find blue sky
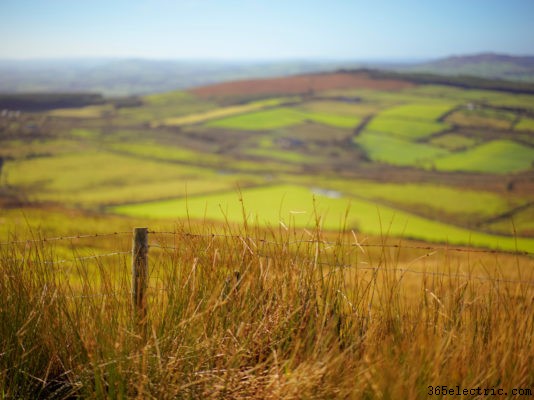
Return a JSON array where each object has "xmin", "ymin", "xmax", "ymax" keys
[{"xmin": 1, "ymin": 0, "xmax": 533, "ymax": 60}]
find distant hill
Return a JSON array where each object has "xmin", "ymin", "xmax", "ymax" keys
[
  {"xmin": 0, "ymin": 59, "xmax": 363, "ymax": 97},
  {"xmin": 2, "ymin": 55, "xmax": 534, "ymax": 97},
  {"xmin": 403, "ymin": 53, "xmax": 534, "ymax": 82}
]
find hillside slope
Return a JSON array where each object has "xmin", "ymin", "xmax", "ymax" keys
[{"xmin": 404, "ymin": 53, "xmax": 534, "ymax": 82}]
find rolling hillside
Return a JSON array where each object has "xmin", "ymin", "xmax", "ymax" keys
[
  {"xmin": 1, "ymin": 69, "xmax": 533, "ymax": 252},
  {"xmin": 403, "ymin": 53, "xmax": 534, "ymax": 82}
]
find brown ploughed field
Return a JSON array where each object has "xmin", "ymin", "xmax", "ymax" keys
[{"xmin": 190, "ymin": 71, "xmax": 415, "ymax": 98}]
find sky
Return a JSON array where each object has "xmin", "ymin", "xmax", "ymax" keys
[{"xmin": 1, "ymin": 0, "xmax": 533, "ymax": 60}]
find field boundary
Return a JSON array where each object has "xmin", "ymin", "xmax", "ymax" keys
[
  {"xmin": 2, "ymin": 226, "xmax": 533, "ymax": 343},
  {"xmin": 2, "ymin": 228, "xmax": 532, "ymax": 275},
  {"xmin": 2, "ymin": 228, "xmax": 532, "ymax": 256}
]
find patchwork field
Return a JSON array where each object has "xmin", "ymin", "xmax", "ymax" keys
[{"xmin": 1, "ymin": 69, "xmax": 534, "ymax": 251}]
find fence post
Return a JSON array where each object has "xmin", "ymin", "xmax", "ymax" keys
[{"xmin": 132, "ymin": 227, "xmax": 148, "ymax": 338}]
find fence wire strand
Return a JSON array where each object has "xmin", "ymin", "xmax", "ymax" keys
[
  {"xmin": 10, "ymin": 251, "xmax": 130, "ymax": 266},
  {"xmin": 0, "ymin": 231, "xmax": 131, "ymax": 246},
  {"xmin": 148, "ymin": 242, "xmax": 534, "ymax": 286},
  {"xmin": 2, "ymin": 230, "xmax": 531, "ymax": 256},
  {"xmin": 148, "ymin": 231, "xmax": 532, "ymax": 257},
  {"xmin": 2, "ymin": 229, "xmax": 533, "ymax": 285}
]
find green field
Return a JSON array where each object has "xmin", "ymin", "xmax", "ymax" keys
[
  {"xmin": 313, "ymin": 179, "xmax": 515, "ymax": 217},
  {"xmin": 406, "ymin": 85, "xmax": 534, "ymax": 111},
  {"xmin": 446, "ymin": 107, "xmax": 516, "ymax": 129},
  {"xmin": 3, "ymin": 150, "xmax": 249, "ymax": 206},
  {"xmin": 483, "ymin": 204, "xmax": 534, "ymax": 236},
  {"xmin": 0, "ymin": 138, "xmax": 89, "ymax": 159},
  {"xmin": 112, "ymin": 184, "xmax": 534, "ymax": 253},
  {"xmin": 160, "ymin": 97, "xmax": 297, "ymax": 127},
  {"xmin": 109, "ymin": 141, "xmax": 222, "ymax": 165},
  {"xmin": 297, "ymin": 100, "xmax": 379, "ymax": 117},
  {"xmin": 429, "ymin": 133, "xmax": 478, "ymax": 150},
  {"xmin": 206, "ymin": 107, "xmax": 361, "ymax": 130},
  {"xmin": 366, "ymin": 117, "xmax": 448, "ymax": 140},
  {"xmin": 376, "ymin": 102, "xmax": 456, "ymax": 120},
  {"xmin": 355, "ymin": 131, "xmax": 449, "ymax": 167},
  {"xmin": 116, "ymin": 91, "xmax": 217, "ymax": 124},
  {"xmin": 433, "ymin": 140, "xmax": 534, "ymax": 173},
  {"xmin": 515, "ymin": 117, "xmax": 534, "ymax": 131},
  {"xmin": 245, "ymin": 147, "xmax": 314, "ymax": 163}
]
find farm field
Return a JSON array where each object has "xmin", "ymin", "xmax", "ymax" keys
[
  {"xmin": 433, "ymin": 140, "xmax": 534, "ymax": 173},
  {"xmin": 2, "ymin": 70, "xmax": 534, "ymax": 250},
  {"xmin": 113, "ymin": 184, "xmax": 534, "ymax": 253},
  {"xmin": 1, "ymin": 69, "xmax": 534, "ymax": 398}
]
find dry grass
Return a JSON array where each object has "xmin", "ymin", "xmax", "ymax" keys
[{"xmin": 1, "ymin": 219, "xmax": 533, "ymax": 399}]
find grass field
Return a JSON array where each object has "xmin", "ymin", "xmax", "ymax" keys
[
  {"xmin": 445, "ymin": 107, "xmax": 516, "ymax": 129},
  {"xmin": 160, "ymin": 97, "xmax": 297, "ymax": 127},
  {"xmin": 428, "ymin": 133, "xmax": 478, "ymax": 150},
  {"xmin": 0, "ymin": 138, "xmax": 89, "ymax": 159},
  {"xmin": 245, "ymin": 147, "xmax": 314, "ymax": 164},
  {"xmin": 296, "ymin": 100, "xmax": 379, "ymax": 117},
  {"xmin": 515, "ymin": 117, "xmax": 534, "ymax": 131},
  {"xmin": 314, "ymin": 179, "xmax": 516, "ymax": 217},
  {"xmin": 3, "ymin": 150, "xmax": 247, "ymax": 206},
  {"xmin": 433, "ymin": 140, "xmax": 534, "ymax": 174},
  {"xmin": 206, "ymin": 107, "xmax": 361, "ymax": 130},
  {"xmin": 354, "ymin": 131, "xmax": 449, "ymax": 167},
  {"xmin": 483, "ymin": 204, "xmax": 534, "ymax": 236},
  {"xmin": 112, "ymin": 184, "xmax": 534, "ymax": 252},
  {"xmin": 365, "ymin": 117, "xmax": 448, "ymax": 140},
  {"xmin": 116, "ymin": 91, "xmax": 217, "ymax": 124},
  {"xmin": 407, "ymin": 85, "xmax": 534, "ymax": 111},
  {"xmin": 2, "ymin": 216, "xmax": 532, "ymax": 398},
  {"xmin": 376, "ymin": 102, "xmax": 456, "ymax": 120},
  {"xmin": 108, "ymin": 141, "xmax": 222, "ymax": 165}
]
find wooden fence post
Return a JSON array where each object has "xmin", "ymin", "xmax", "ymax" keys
[{"xmin": 132, "ymin": 227, "xmax": 148, "ymax": 337}]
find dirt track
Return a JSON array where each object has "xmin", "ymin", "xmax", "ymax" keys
[{"xmin": 190, "ymin": 72, "xmax": 415, "ymax": 98}]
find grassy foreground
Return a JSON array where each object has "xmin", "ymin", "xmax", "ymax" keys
[{"xmin": 1, "ymin": 217, "xmax": 533, "ymax": 399}]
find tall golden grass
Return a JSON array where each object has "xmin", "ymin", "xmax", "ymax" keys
[{"xmin": 1, "ymin": 220, "xmax": 533, "ymax": 399}]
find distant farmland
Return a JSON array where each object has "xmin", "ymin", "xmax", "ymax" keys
[{"xmin": 2, "ymin": 70, "xmax": 534, "ymax": 248}]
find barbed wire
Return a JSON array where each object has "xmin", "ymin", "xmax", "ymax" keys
[
  {"xmin": 147, "ymin": 243, "xmax": 534, "ymax": 286},
  {"xmin": 318, "ymin": 262, "xmax": 534, "ymax": 286},
  {"xmin": 10, "ymin": 251, "xmax": 130, "ymax": 266},
  {"xmin": 66, "ymin": 292, "xmax": 122, "ymax": 299},
  {"xmin": 0, "ymin": 231, "xmax": 131, "ymax": 247},
  {"xmin": 1, "ymin": 230, "xmax": 533, "ymax": 285},
  {"xmin": 1, "ymin": 229, "xmax": 530, "ymax": 256},
  {"xmin": 148, "ymin": 231, "xmax": 532, "ymax": 256}
]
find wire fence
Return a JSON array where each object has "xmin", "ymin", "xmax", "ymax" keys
[
  {"xmin": 2, "ymin": 229, "xmax": 533, "ymax": 289},
  {"xmin": 1, "ymin": 229, "xmax": 531, "ymax": 255},
  {"xmin": 0, "ymin": 231, "xmax": 131, "ymax": 246}
]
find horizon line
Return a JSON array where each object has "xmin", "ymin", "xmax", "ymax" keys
[{"xmin": 1, "ymin": 51, "xmax": 533, "ymax": 63}]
